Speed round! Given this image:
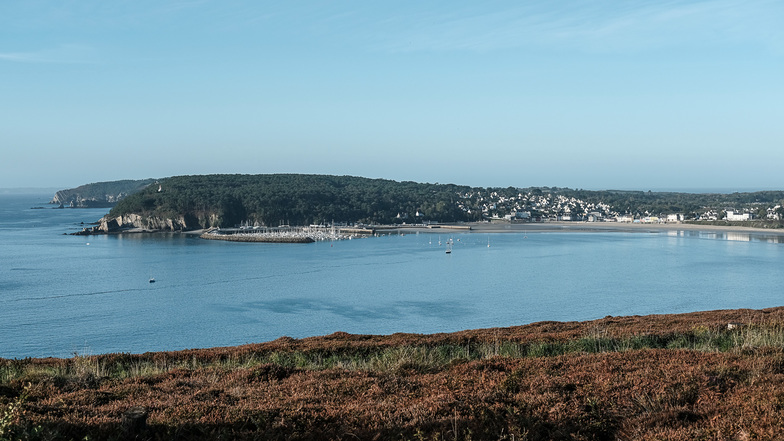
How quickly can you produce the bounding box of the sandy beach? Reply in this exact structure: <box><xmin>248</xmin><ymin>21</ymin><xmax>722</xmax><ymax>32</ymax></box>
<box><xmin>393</xmin><ymin>221</ymin><xmax>784</xmax><ymax>236</ymax></box>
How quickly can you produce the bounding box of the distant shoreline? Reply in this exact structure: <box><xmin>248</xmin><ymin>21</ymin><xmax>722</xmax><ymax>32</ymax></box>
<box><xmin>390</xmin><ymin>221</ymin><xmax>784</xmax><ymax>236</ymax></box>
<box><xmin>72</xmin><ymin>220</ymin><xmax>784</xmax><ymax>238</ymax></box>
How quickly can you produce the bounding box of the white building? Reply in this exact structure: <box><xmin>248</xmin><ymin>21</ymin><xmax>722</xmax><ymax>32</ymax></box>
<box><xmin>726</xmin><ymin>210</ymin><xmax>753</xmax><ymax>221</ymax></box>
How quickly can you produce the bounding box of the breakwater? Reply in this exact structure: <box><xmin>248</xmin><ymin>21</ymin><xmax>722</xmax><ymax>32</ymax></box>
<box><xmin>200</xmin><ymin>226</ymin><xmax>361</xmax><ymax>243</ymax></box>
<box><xmin>200</xmin><ymin>232</ymin><xmax>315</xmax><ymax>243</ymax></box>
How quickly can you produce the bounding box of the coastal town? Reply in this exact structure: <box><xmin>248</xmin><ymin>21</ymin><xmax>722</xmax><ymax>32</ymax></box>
<box><xmin>204</xmin><ymin>189</ymin><xmax>784</xmax><ymax>243</ymax></box>
<box><xmin>449</xmin><ymin>189</ymin><xmax>784</xmax><ymax>224</ymax></box>
<box><xmin>56</xmin><ymin>176</ymin><xmax>784</xmax><ymax>241</ymax></box>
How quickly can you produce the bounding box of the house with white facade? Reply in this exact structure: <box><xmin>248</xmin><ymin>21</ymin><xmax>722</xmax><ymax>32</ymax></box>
<box><xmin>726</xmin><ymin>210</ymin><xmax>753</xmax><ymax>221</ymax></box>
<box><xmin>700</xmin><ymin>211</ymin><xmax>719</xmax><ymax>221</ymax></box>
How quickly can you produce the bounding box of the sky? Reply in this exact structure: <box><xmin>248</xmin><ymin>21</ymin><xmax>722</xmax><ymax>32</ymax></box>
<box><xmin>1</xmin><ymin>0</ymin><xmax>783</xmax><ymax>191</ymax></box>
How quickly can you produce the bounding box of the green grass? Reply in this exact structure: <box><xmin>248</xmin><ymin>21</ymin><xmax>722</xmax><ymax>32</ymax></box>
<box><xmin>3</xmin><ymin>324</ymin><xmax>784</xmax><ymax>388</ymax></box>
<box><xmin>2</xmin><ymin>323</ymin><xmax>784</xmax><ymax>440</ymax></box>
<box><xmin>0</xmin><ymin>384</ymin><xmax>31</xmax><ymax>441</ymax></box>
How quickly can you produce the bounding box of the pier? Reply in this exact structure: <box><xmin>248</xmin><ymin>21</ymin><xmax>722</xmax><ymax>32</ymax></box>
<box><xmin>200</xmin><ymin>226</ymin><xmax>369</xmax><ymax>243</ymax></box>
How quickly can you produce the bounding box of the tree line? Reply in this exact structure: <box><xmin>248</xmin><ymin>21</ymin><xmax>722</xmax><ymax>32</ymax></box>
<box><xmin>108</xmin><ymin>174</ymin><xmax>481</xmax><ymax>227</ymax></box>
<box><xmin>100</xmin><ymin>174</ymin><xmax>784</xmax><ymax>228</ymax></box>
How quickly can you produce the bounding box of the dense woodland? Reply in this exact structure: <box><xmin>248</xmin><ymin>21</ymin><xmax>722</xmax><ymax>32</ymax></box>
<box><xmin>108</xmin><ymin>174</ymin><xmax>479</xmax><ymax>227</ymax></box>
<box><xmin>98</xmin><ymin>174</ymin><xmax>784</xmax><ymax>228</ymax></box>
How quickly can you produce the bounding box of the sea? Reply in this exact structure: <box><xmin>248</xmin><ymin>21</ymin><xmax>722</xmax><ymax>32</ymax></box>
<box><xmin>2</xmin><ymin>193</ymin><xmax>783</xmax><ymax>359</ymax></box>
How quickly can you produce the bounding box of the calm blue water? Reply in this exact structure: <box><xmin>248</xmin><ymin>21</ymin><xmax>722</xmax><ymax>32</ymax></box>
<box><xmin>2</xmin><ymin>193</ymin><xmax>783</xmax><ymax>359</ymax></box>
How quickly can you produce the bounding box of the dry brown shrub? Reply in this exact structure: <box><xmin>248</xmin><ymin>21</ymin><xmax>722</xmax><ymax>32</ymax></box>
<box><xmin>5</xmin><ymin>307</ymin><xmax>784</xmax><ymax>439</ymax></box>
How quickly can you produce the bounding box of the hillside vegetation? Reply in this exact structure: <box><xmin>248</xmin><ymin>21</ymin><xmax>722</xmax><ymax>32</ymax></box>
<box><xmin>83</xmin><ymin>174</ymin><xmax>784</xmax><ymax>229</ymax></box>
<box><xmin>51</xmin><ymin>179</ymin><xmax>156</xmax><ymax>208</ymax></box>
<box><xmin>3</xmin><ymin>308</ymin><xmax>784</xmax><ymax>440</ymax></box>
<box><xmin>108</xmin><ymin>174</ymin><xmax>478</xmax><ymax>227</ymax></box>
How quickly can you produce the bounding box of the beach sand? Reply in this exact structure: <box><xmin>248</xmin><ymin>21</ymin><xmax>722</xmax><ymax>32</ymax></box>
<box><xmin>394</xmin><ymin>221</ymin><xmax>784</xmax><ymax>236</ymax></box>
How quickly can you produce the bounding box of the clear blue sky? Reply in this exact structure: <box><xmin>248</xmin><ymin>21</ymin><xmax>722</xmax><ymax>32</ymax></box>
<box><xmin>2</xmin><ymin>1</ymin><xmax>782</xmax><ymax>191</ymax></box>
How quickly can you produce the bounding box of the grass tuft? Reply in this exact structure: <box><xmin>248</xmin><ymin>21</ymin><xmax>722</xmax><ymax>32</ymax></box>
<box><xmin>4</xmin><ymin>324</ymin><xmax>784</xmax><ymax>387</ymax></box>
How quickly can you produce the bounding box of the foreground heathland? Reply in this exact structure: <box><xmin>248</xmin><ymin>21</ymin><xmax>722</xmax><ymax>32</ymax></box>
<box><xmin>3</xmin><ymin>308</ymin><xmax>784</xmax><ymax>440</ymax></box>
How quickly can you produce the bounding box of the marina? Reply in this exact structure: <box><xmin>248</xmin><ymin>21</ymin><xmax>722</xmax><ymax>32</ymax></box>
<box><xmin>199</xmin><ymin>225</ymin><xmax>368</xmax><ymax>243</ymax></box>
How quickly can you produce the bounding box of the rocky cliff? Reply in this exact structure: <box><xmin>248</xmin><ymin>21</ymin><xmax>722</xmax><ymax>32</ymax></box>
<box><xmin>99</xmin><ymin>213</ymin><xmax>193</xmax><ymax>232</ymax></box>
<box><xmin>73</xmin><ymin>212</ymin><xmax>217</xmax><ymax>235</ymax></box>
<box><xmin>52</xmin><ymin>179</ymin><xmax>156</xmax><ymax>208</ymax></box>
<box><xmin>52</xmin><ymin>190</ymin><xmax>130</xmax><ymax>208</ymax></box>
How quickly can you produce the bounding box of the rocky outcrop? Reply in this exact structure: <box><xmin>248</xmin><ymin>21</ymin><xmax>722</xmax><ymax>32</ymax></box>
<box><xmin>51</xmin><ymin>179</ymin><xmax>156</xmax><ymax>208</ymax></box>
<box><xmin>51</xmin><ymin>190</ymin><xmax>129</xmax><ymax>208</ymax></box>
<box><xmin>72</xmin><ymin>213</ymin><xmax>205</xmax><ymax>235</ymax></box>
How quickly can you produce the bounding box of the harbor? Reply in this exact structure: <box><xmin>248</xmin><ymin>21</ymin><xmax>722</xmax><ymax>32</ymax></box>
<box><xmin>199</xmin><ymin>225</ymin><xmax>369</xmax><ymax>243</ymax></box>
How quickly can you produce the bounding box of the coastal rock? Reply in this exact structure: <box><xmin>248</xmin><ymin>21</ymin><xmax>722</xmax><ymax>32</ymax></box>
<box><xmin>52</xmin><ymin>190</ymin><xmax>131</xmax><ymax>208</ymax></box>
<box><xmin>101</xmin><ymin>217</ymin><xmax>122</xmax><ymax>232</ymax></box>
<box><xmin>51</xmin><ymin>179</ymin><xmax>156</xmax><ymax>208</ymax></box>
<box><xmin>97</xmin><ymin>214</ymin><xmax>196</xmax><ymax>232</ymax></box>
<box><xmin>73</xmin><ymin>213</ymin><xmax>203</xmax><ymax>235</ymax></box>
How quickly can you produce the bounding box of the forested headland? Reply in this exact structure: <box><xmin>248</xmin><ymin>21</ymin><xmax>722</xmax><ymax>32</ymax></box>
<box><xmin>50</xmin><ymin>179</ymin><xmax>156</xmax><ymax>208</ymax></box>
<box><xmin>107</xmin><ymin>174</ymin><xmax>478</xmax><ymax>228</ymax></box>
<box><xmin>57</xmin><ymin>174</ymin><xmax>784</xmax><ymax>230</ymax></box>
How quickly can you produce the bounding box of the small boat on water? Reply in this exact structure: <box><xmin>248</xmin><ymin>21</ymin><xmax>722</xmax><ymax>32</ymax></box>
<box><xmin>445</xmin><ymin>238</ymin><xmax>453</xmax><ymax>254</ymax></box>
<box><xmin>149</xmin><ymin>278</ymin><xmax>156</xmax><ymax>283</ymax></box>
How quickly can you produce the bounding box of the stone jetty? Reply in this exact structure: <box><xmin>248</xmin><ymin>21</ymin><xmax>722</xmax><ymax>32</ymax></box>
<box><xmin>199</xmin><ymin>226</ymin><xmax>363</xmax><ymax>243</ymax></box>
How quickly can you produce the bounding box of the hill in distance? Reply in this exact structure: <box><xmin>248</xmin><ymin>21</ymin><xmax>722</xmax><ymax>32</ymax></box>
<box><xmin>51</xmin><ymin>178</ymin><xmax>156</xmax><ymax>208</ymax></box>
<box><xmin>55</xmin><ymin>174</ymin><xmax>784</xmax><ymax>230</ymax></box>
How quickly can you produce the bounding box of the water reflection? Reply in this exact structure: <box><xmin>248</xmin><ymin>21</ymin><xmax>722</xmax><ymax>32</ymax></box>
<box><xmin>726</xmin><ymin>232</ymin><xmax>751</xmax><ymax>242</ymax></box>
<box><xmin>705</xmin><ymin>231</ymin><xmax>784</xmax><ymax>243</ymax></box>
<box><xmin>240</xmin><ymin>298</ymin><xmax>471</xmax><ymax>321</ymax></box>
<box><xmin>666</xmin><ymin>229</ymin><xmax>784</xmax><ymax>244</ymax></box>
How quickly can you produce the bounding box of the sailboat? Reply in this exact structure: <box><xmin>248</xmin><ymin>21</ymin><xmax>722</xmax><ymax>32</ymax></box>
<box><xmin>487</xmin><ymin>236</ymin><xmax>490</xmax><ymax>247</ymax></box>
<box><xmin>445</xmin><ymin>238</ymin><xmax>453</xmax><ymax>254</ymax></box>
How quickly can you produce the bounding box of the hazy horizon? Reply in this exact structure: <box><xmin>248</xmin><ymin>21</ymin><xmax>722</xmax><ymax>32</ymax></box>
<box><xmin>2</xmin><ymin>1</ymin><xmax>782</xmax><ymax>190</ymax></box>
<box><xmin>1</xmin><ymin>176</ymin><xmax>781</xmax><ymax>197</ymax></box>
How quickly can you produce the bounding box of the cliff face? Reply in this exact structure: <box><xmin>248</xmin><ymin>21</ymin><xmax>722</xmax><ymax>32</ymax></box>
<box><xmin>52</xmin><ymin>190</ymin><xmax>131</xmax><ymax>208</ymax></box>
<box><xmin>72</xmin><ymin>212</ymin><xmax>218</xmax><ymax>235</ymax></box>
<box><xmin>97</xmin><ymin>213</ymin><xmax>211</xmax><ymax>232</ymax></box>
<box><xmin>51</xmin><ymin>179</ymin><xmax>156</xmax><ymax>208</ymax></box>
